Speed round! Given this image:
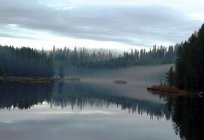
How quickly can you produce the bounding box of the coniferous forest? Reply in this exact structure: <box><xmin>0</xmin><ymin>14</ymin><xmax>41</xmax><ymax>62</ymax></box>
<box><xmin>0</xmin><ymin>46</ymin><xmax>54</xmax><ymax>77</ymax></box>
<box><xmin>1</xmin><ymin>1</ymin><xmax>204</xmax><ymax>140</ymax></box>
<box><xmin>166</xmin><ymin>23</ymin><xmax>204</xmax><ymax>91</ymax></box>
<box><xmin>52</xmin><ymin>45</ymin><xmax>175</xmax><ymax>68</ymax></box>
<box><xmin>0</xmin><ymin>45</ymin><xmax>175</xmax><ymax>77</ymax></box>
<box><xmin>1</xmin><ymin>23</ymin><xmax>203</xmax><ymax>92</ymax></box>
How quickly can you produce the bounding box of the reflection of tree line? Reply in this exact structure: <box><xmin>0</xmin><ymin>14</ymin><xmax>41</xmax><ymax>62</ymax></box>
<box><xmin>0</xmin><ymin>82</ymin><xmax>53</xmax><ymax>109</ymax></box>
<box><xmin>167</xmin><ymin>97</ymin><xmax>204</xmax><ymax>140</ymax></box>
<box><xmin>51</xmin><ymin>83</ymin><xmax>171</xmax><ymax>119</ymax></box>
<box><xmin>1</xmin><ymin>82</ymin><xmax>203</xmax><ymax>140</ymax></box>
<box><xmin>68</xmin><ymin>83</ymin><xmax>204</xmax><ymax>140</ymax></box>
<box><xmin>0</xmin><ymin>82</ymin><xmax>170</xmax><ymax>119</ymax></box>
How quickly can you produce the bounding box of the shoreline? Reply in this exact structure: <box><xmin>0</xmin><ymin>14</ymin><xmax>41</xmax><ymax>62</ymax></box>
<box><xmin>0</xmin><ymin>76</ymin><xmax>81</xmax><ymax>84</ymax></box>
<box><xmin>0</xmin><ymin>76</ymin><xmax>60</xmax><ymax>84</ymax></box>
<box><xmin>147</xmin><ymin>85</ymin><xmax>203</xmax><ymax>97</ymax></box>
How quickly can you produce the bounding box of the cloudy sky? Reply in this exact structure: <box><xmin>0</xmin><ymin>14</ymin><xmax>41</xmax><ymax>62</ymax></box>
<box><xmin>0</xmin><ymin>0</ymin><xmax>203</xmax><ymax>50</ymax></box>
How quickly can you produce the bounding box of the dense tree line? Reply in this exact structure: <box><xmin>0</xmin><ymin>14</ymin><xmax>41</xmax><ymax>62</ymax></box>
<box><xmin>52</xmin><ymin>45</ymin><xmax>175</xmax><ymax>69</ymax></box>
<box><xmin>0</xmin><ymin>45</ymin><xmax>175</xmax><ymax>77</ymax></box>
<box><xmin>0</xmin><ymin>45</ymin><xmax>54</xmax><ymax>77</ymax></box>
<box><xmin>0</xmin><ymin>42</ymin><xmax>176</xmax><ymax>77</ymax></box>
<box><xmin>166</xmin><ymin>24</ymin><xmax>204</xmax><ymax>91</ymax></box>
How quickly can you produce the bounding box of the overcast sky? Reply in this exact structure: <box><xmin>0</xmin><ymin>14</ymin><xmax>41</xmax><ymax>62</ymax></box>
<box><xmin>0</xmin><ymin>0</ymin><xmax>203</xmax><ymax>50</ymax></box>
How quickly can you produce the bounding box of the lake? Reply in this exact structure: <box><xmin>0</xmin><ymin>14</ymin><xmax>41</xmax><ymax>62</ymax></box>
<box><xmin>0</xmin><ymin>65</ymin><xmax>203</xmax><ymax>140</ymax></box>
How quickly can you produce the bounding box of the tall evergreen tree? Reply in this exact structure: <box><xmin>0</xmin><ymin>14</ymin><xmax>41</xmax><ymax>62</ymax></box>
<box><xmin>167</xmin><ymin>23</ymin><xmax>204</xmax><ymax>91</ymax></box>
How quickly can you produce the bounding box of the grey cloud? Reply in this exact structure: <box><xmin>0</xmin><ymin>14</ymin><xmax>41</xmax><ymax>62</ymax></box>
<box><xmin>0</xmin><ymin>0</ymin><xmax>202</xmax><ymax>47</ymax></box>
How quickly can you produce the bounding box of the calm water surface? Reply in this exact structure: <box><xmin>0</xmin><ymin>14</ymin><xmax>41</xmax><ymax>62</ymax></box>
<box><xmin>0</xmin><ymin>65</ymin><xmax>203</xmax><ymax>140</ymax></box>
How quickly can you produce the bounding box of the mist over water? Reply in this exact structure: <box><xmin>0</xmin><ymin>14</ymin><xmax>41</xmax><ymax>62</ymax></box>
<box><xmin>0</xmin><ymin>64</ymin><xmax>185</xmax><ymax>140</ymax></box>
<box><xmin>77</xmin><ymin>64</ymin><xmax>172</xmax><ymax>102</ymax></box>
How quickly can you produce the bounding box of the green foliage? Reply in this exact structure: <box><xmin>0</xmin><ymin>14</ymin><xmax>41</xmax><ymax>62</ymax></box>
<box><xmin>52</xmin><ymin>45</ymin><xmax>176</xmax><ymax>69</ymax></box>
<box><xmin>168</xmin><ymin>23</ymin><xmax>204</xmax><ymax>90</ymax></box>
<box><xmin>0</xmin><ymin>45</ymin><xmax>54</xmax><ymax>77</ymax></box>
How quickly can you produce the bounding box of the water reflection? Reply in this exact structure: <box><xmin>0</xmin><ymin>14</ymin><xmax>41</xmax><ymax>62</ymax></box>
<box><xmin>0</xmin><ymin>81</ymin><xmax>53</xmax><ymax>109</ymax></box>
<box><xmin>52</xmin><ymin>82</ymin><xmax>170</xmax><ymax>119</ymax></box>
<box><xmin>0</xmin><ymin>81</ymin><xmax>203</xmax><ymax>140</ymax></box>
<box><xmin>167</xmin><ymin>97</ymin><xmax>204</xmax><ymax>140</ymax></box>
<box><xmin>0</xmin><ymin>81</ymin><xmax>170</xmax><ymax>119</ymax></box>
<box><xmin>148</xmin><ymin>88</ymin><xmax>204</xmax><ymax>140</ymax></box>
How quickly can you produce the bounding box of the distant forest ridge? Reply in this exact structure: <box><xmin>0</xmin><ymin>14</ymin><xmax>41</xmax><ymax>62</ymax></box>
<box><xmin>52</xmin><ymin>45</ymin><xmax>175</xmax><ymax>68</ymax></box>
<box><xmin>0</xmin><ymin>44</ymin><xmax>176</xmax><ymax>77</ymax></box>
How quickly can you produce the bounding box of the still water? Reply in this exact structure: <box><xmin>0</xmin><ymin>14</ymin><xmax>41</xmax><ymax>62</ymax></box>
<box><xmin>0</xmin><ymin>65</ymin><xmax>203</xmax><ymax>140</ymax></box>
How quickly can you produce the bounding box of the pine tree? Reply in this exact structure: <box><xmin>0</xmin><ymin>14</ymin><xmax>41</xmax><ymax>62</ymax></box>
<box><xmin>166</xmin><ymin>66</ymin><xmax>174</xmax><ymax>87</ymax></box>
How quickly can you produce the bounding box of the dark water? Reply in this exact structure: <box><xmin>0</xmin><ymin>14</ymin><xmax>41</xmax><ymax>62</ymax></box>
<box><xmin>0</xmin><ymin>65</ymin><xmax>203</xmax><ymax>140</ymax></box>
